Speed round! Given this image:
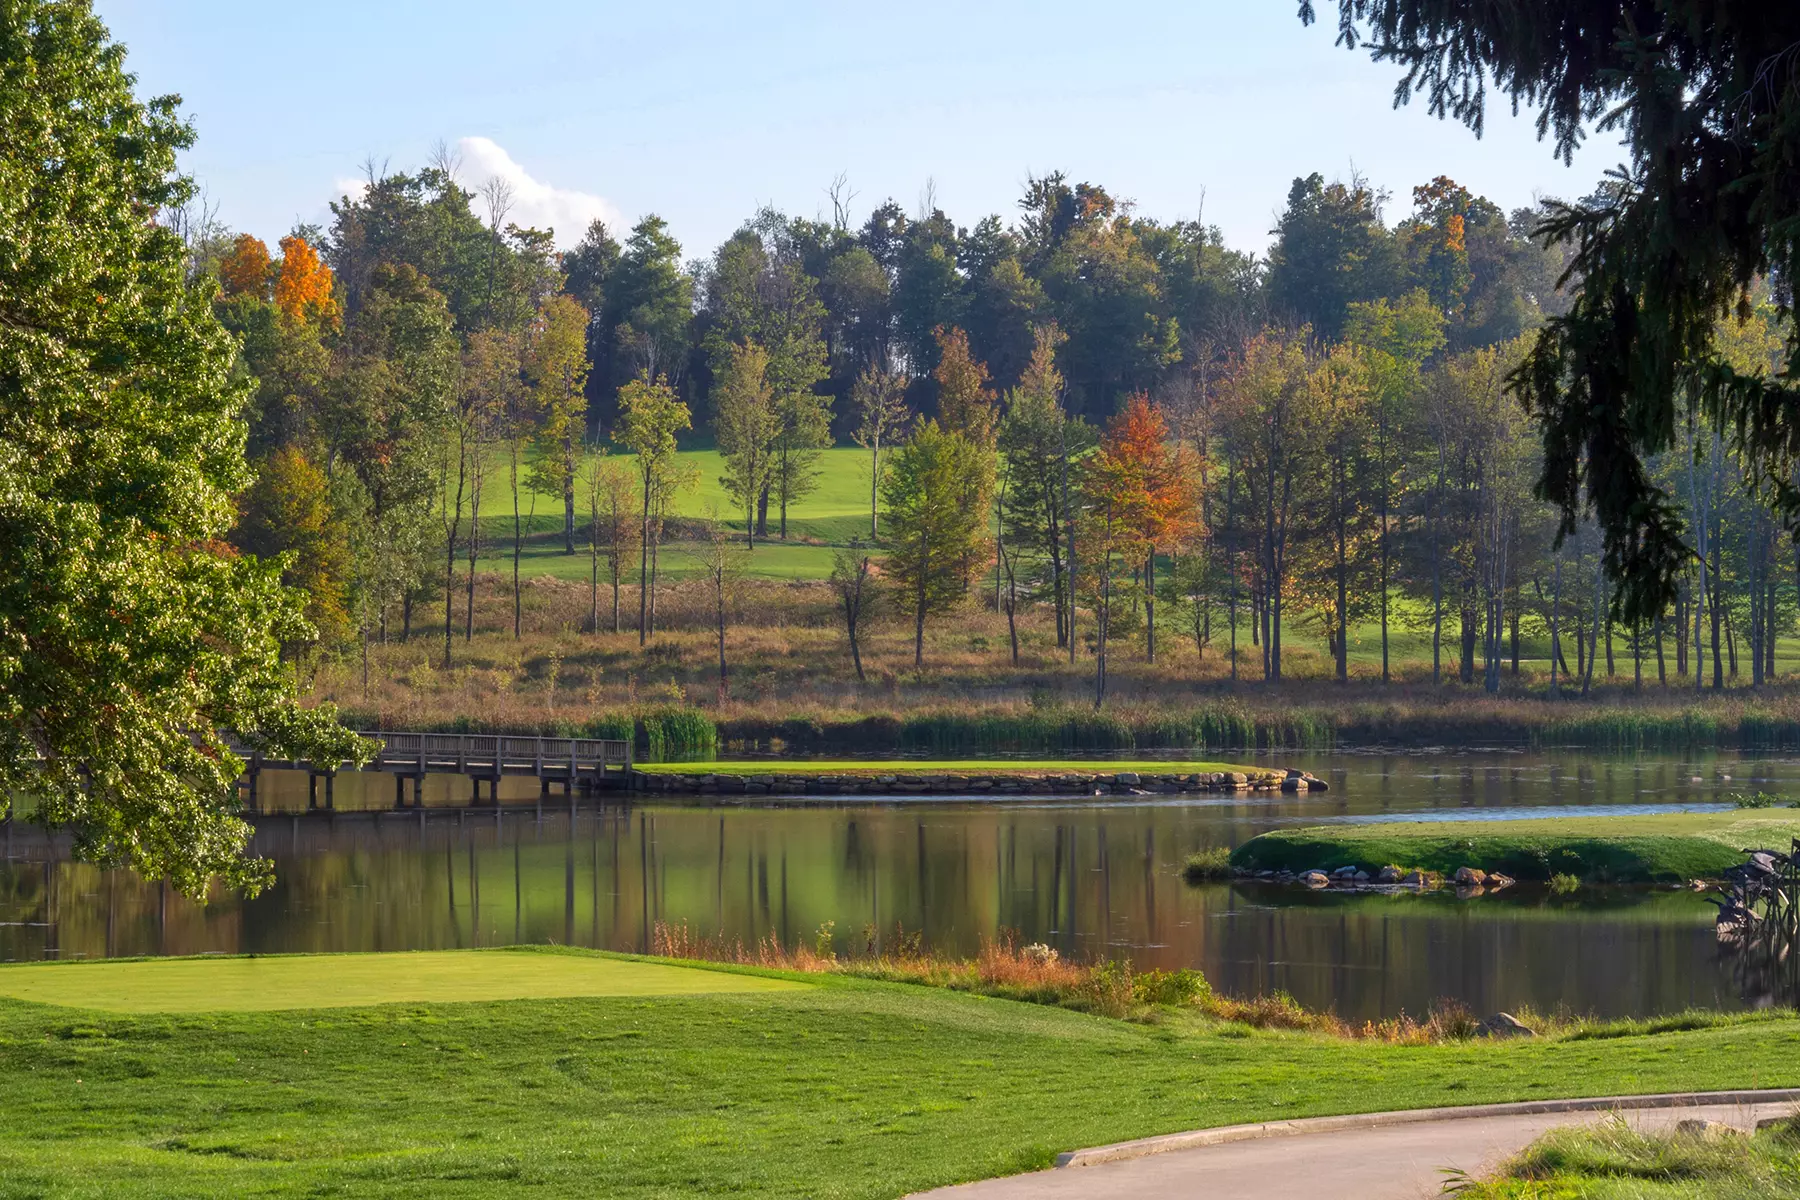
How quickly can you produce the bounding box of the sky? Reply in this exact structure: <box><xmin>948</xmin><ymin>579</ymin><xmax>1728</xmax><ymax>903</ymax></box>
<box><xmin>96</xmin><ymin>0</ymin><xmax>1627</xmax><ymax>257</ymax></box>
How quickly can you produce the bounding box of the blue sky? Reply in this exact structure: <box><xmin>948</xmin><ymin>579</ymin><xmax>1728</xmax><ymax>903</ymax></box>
<box><xmin>98</xmin><ymin>0</ymin><xmax>1625</xmax><ymax>256</ymax></box>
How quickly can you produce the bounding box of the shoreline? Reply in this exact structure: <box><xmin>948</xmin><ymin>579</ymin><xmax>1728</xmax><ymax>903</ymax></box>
<box><xmin>1228</xmin><ymin>811</ymin><xmax>1800</xmax><ymax>884</ymax></box>
<box><xmin>626</xmin><ymin>762</ymin><xmax>1324</xmax><ymax>797</ymax></box>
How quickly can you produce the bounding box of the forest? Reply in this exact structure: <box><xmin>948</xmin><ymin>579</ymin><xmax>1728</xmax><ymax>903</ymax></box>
<box><xmin>184</xmin><ymin>150</ymin><xmax>1793</xmax><ymax>714</ymax></box>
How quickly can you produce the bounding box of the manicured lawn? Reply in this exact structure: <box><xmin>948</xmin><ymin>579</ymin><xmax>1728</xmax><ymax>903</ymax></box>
<box><xmin>1232</xmin><ymin>811</ymin><xmax>1800</xmax><ymax>882</ymax></box>
<box><xmin>0</xmin><ymin>949</ymin><xmax>802</xmax><ymax>1013</ymax></box>
<box><xmin>0</xmin><ymin>947</ymin><xmax>1797</xmax><ymax>1197</ymax></box>
<box><xmin>633</xmin><ymin>759</ymin><xmax>1257</xmax><ymax>776</ymax></box>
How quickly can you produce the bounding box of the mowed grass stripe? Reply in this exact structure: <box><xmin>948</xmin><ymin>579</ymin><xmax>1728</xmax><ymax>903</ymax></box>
<box><xmin>0</xmin><ymin>949</ymin><xmax>805</xmax><ymax>1013</ymax></box>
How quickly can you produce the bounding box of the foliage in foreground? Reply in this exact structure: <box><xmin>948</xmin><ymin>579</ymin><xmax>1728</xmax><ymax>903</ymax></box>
<box><xmin>1453</xmin><ymin>1116</ymin><xmax>1800</xmax><ymax>1198</ymax></box>
<box><xmin>0</xmin><ymin>0</ymin><xmax>366</xmax><ymax>896</ymax></box>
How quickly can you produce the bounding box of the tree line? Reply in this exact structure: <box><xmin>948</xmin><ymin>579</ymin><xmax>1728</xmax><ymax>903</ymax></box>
<box><xmin>185</xmin><ymin>151</ymin><xmax>1793</xmax><ymax>698</ymax></box>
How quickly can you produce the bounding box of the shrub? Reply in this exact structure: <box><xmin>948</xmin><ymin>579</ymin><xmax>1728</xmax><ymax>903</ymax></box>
<box><xmin>1730</xmin><ymin>790</ymin><xmax>1782</xmax><ymax>810</ymax></box>
<box><xmin>1550</xmin><ymin>872</ymin><xmax>1582</xmax><ymax>895</ymax></box>
<box><xmin>1133</xmin><ymin>968</ymin><xmax>1210</xmax><ymax>1007</ymax></box>
<box><xmin>1082</xmin><ymin>960</ymin><xmax>1136</xmax><ymax>1019</ymax></box>
<box><xmin>1183</xmin><ymin>847</ymin><xmax>1233</xmax><ymax>882</ymax></box>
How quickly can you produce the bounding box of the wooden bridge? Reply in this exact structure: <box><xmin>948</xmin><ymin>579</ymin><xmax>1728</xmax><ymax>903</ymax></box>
<box><xmin>234</xmin><ymin>732</ymin><xmax>633</xmax><ymax>812</ymax></box>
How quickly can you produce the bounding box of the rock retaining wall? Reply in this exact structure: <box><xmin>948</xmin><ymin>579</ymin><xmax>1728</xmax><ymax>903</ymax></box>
<box><xmin>629</xmin><ymin>767</ymin><xmax>1327</xmax><ymax>797</ymax></box>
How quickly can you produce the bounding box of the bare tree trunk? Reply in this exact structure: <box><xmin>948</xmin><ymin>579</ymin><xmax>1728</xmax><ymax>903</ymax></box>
<box><xmin>1550</xmin><ymin>549</ymin><xmax>1562</xmax><ymax>694</ymax></box>
<box><xmin>638</xmin><ymin>475</ymin><xmax>652</xmax><ymax>646</ymax></box>
<box><xmin>1145</xmin><ymin>547</ymin><xmax>1157</xmax><ymax>664</ymax></box>
<box><xmin>913</xmin><ymin>529</ymin><xmax>928</xmax><ymax>667</ymax></box>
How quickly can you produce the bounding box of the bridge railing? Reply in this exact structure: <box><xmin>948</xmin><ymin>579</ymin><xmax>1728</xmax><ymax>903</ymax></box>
<box><xmin>225</xmin><ymin>731</ymin><xmax>633</xmax><ymax>775</ymax></box>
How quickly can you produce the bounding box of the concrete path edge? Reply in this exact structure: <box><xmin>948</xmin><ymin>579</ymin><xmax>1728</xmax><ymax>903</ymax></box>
<box><xmin>1054</xmin><ymin>1088</ymin><xmax>1800</xmax><ymax>1168</ymax></box>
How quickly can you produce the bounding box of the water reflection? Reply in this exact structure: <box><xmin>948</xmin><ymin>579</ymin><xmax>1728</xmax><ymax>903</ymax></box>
<box><xmin>4</xmin><ymin>749</ymin><xmax>1798</xmax><ymax>1022</ymax></box>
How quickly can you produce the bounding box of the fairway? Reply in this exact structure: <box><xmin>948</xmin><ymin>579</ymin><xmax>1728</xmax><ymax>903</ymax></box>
<box><xmin>0</xmin><ymin>949</ymin><xmax>804</xmax><ymax>1013</ymax></box>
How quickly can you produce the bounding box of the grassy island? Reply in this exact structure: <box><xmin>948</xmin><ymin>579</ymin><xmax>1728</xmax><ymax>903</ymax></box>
<box><xmin>0</xmin><ymin>948</ymin><xmax>1797</xmax><ymax>1197</ymax></box>
<box><xmin>1230</xmin><ymin>811</ymin><xmax>1800</xmax><ymax>883</ymax></box>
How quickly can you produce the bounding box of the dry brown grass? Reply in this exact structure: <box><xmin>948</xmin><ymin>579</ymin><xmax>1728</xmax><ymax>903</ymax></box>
<box><xmin>306</xmin><ymin>571</ymin><xmax>1800</xmax><ymax>749</ymax></box>
<box><xmin>643</xmin><ymin>921</ymin><xmax>1689</xmax><ymax>1042</ymax></box>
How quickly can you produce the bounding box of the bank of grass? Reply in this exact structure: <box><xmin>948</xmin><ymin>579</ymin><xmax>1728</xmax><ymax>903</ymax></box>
<box><xmin>632</xmin><ymin>758</ymin><xmax>1256</xmax><ymax>777</ymax></box>
<box><xmin>1231</xmin><ymin>811</ymin><xmax>1800</xmax><ymax>883</ymax></box>
<box><xmin>1458</xmin><ymin>1115</ymin><xmax>1800</xmax><ymax>1198</ymax></box>
<box><xmin>1</xmin><ymin>946</ymin><xmax>1798</xmax><ymax>1198</ymax></box>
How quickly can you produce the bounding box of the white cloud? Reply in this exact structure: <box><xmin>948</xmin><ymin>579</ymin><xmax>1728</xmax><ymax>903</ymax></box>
<box><xmin>456</xmin><ymin>136</ymin><xmax>620</xmax><ymax>248</ymax></box>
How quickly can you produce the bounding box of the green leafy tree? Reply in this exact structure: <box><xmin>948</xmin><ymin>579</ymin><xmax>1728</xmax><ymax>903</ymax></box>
<box><xmin>1343</xmin><ymin>289</ymin><xmax>1445</xmax><ymax>680</ymax></box>
<box><xmin>880</xmin><ymin>421</ymin><xmax>990</xmax><ymax>665</ymax></box>
<box><xmin>523</xmin><ymin>293</ymin><xmax>592</xmax><ymax>554</ymax></box>
<box><xmin>235</xmin><ymin>446</ymin><xmax>353</xmax><ymax>649</ymax></box>
<box><xmin>1265</xmin><ymin>171</ymin><xmax>1398</xmax><ymax>342</ymax></box>
<box><xmin>0</xmin><ymin>0</ymin><xmax>366</xmax><ymax>896</ymax></box>
<box><xmin>610</xmin><ymin>216</ymin><xmax>693</xmax><ymax>387</ymax></box>
<box><xmin>998</xmin><ymin>325</ymin><xmax>1093</xmax><ymax>649</ymax></box>
<box><xmin>713</xmin><ymin>340</ymin><xmax>778</xmax><ymax>548</ymax></box>
<box><xmin>613</xmin><ymin>374</ymin><xmax>696</xmax><ymax>643</ymax></box>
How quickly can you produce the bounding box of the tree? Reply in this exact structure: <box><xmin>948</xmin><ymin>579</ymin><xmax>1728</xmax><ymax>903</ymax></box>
<box><xmin>1343</xmin><ymin>289</ymin><xmax>1445</xmax><ymax>681</ymax></box>
<box><xmin>274</xmin><ymin>234</ymin><xmax>338</xmax><ymax>326</ymax></box>
<box><xmin>582</xmin><ymin>449</ymin><xmax>637</xmax><ymax>634</ymax></box>
<box><xmin>829</xmin><ymin>543</ymin><xmax>881</xmax><ymax>682</ymax></box>
<box><xmin>696</xmin><ymin>515</ymin><xmax>745</xmax><ymax>703</ymax></box>
<box><xmin>851</xmin><ymin>366</ymin><xmax>910</xmax><ymax>536</ymax></box>
<box><xmin>234</xmin><ymin>446</ymin><xmax>352</xmax><ymax>649</ymax></box>
<box><xmin>613</xmin><ymin>373</ymin><xmax>695</xmax><ymax>644</ymax></box>
<box><xmin>1079</xmin><ymin>395</ymin><xmax>1201</xmax><ymax>699</ymax></box>
<box><xmin>698</xmin><ymin>214</ymin><xmax>832</xmax><ymax>537</ymax></box>
<box><xmin>998</xmin><ymin>325</ymin><xmax>1093</xmax><ymax>650</ymax></box>
<box><xmin>714</xmin><ymin>341</ymin><xmax>778</xmax><ymax>548</ymax></box>
<box><xmin>1219</xmin><ymin>332</ymin><xmax>1323</xmax><ymax>682</ymax></box>
<box><xmin>880</xmin><ymin>421</ymin><xmax>990</xmax><ymax>665</ymax></box>
<box><xmin>1303</xmin><ymin>1</ymin><xmax>1800</xmax><ymax>624</ymax></box>
<box><xmin>1086</xmin><ymin>394</ymin><xmax>1201</xmax><ymax>665</ymax></box>
<box><xmin>610</xmin><ymin>216</ymin><xmax>692</xmax><ymax>385</ymax></box>
<box><xmin>522</xmin><ymin>294</ymin><xmax>591</xmax><ymax>554</ymax></box>
<box><xmin>1265</xmin><ymin>171</ymin><xmax>1397</xmax><ymax>341</ymax></box>
<box><xmin>218</xmin><ymin>233</ymin><xmax>272</xmax><ymax>298</ymax></box>
<box><xmin>0</xmin><ymin>0</ymin><xmax>365</xmax><ymax>896</ymax></box>
<box><xmin>561</xmin><ymin>218</ymin><xmax>621</xmax><ymax>436</ymax></box>
<box><xmin>933</xmin><ymin>325</ymin><xmax>997</xmax><ymax>444</ymax></box>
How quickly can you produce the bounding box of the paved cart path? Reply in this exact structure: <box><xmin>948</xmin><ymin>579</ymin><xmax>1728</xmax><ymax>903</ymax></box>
<box><xmin>914</xmin><ymin>1095</ymin><xmax>1800</xmax><ymax>1199</ymax></box>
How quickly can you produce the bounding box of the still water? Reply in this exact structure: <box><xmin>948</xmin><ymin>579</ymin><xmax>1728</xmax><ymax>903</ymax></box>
<box><xmin>3</xmin><ymin>750</ymin><xmax>1795</xmax><ymax>1021</ymax></box>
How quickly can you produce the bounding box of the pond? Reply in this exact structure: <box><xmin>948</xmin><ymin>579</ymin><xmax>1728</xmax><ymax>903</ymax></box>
<box><xmin>3</xmin><ymin>750</ymin><xmax>1796</xmax><ymax>1022</ymax></box>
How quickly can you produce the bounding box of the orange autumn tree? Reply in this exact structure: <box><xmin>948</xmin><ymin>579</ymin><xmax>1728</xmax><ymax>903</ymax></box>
<box><xmin>275</xmin><ymin>235</ymin><xmax>339</xmax><ymax>326</ymax></box>
<box><xmin>932</xmin><ymin>325</ymin><xmax>996</xmax><ymax>446</ymax></box>
<box><xmin>217</xmin><ymin>233</ymin><xmax>272</xmax><ymax>298</ymax></box>
<box><xmin>1082</xmin><ymin>394</ymin><xmax>1202</xmax><ymax>693</ymax></box>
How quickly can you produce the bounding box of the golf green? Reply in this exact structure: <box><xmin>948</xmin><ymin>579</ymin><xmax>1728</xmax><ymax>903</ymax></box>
<box><xmin>0</xmin><ymin>949</ymin><xmax>805</xmax><ymax>1013</ymax></box>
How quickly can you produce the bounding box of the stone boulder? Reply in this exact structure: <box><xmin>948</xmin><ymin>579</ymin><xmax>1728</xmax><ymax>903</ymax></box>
<box><xmin>1377</xmin><ymin>866</ymin><xmax>1404</xmax><ymax>884</ymax></box>
<box><xmin>1300</xmin><ymin>870</ymin><xmax>1330</xmax><ymax>888</ymax></box>
<box><xmin>1475</xmin><ymin>1012</ymin><xmax>1535</xmax><ymax>1039</ymax></box>
<box><xmin>1453</xmin><ymin>866</ymin><xmax>1488</xmax><ymax>886</ymax></box>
